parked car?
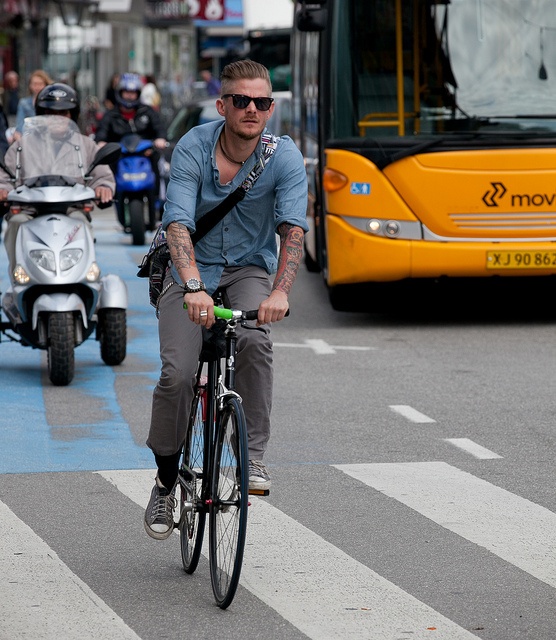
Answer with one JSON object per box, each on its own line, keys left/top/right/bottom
{"left": 266, "top": 91, "right": 292, "bottom": 137}
{"left": 166, "top": 98, "right": 223, "bottom": 146}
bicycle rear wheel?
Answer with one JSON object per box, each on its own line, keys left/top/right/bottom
{"left": 179, "top": 388, "right": 206, "bottom": 574}
{"left": 209, "top": 396, "right": 249, "bottom": 609}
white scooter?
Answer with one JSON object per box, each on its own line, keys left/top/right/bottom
{"left": 0, "top": 116, "right": 127, "bottom": 386}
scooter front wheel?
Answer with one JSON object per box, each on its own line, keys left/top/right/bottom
{"left": 129, "top": 198, "right": 146, "bottom": 246}
{"left": 98, "top": 308, "right": 126, "bottom": 366}
{"left": 47, "top": 312, "right": 75, "bottom": 386}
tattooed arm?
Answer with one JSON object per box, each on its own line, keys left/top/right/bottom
{"left": 258, "top": 223, "right": 305, "bottom": 325}
{"left": 274, "top": 223, "right": 305, "bottom": 295}
{"left": 166, "top": 221, "right": 197, "bottom": 278}
{"left": 166, "top": 221, "right": 214, "bottom": 326}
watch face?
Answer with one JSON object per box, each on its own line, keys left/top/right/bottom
{"left": 185, "top": 278, "right": 204, "bottom": 293}
{"left": 186, "top": 278, "right": 200, "bottom": 290}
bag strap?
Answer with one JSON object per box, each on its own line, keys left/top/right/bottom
{"left": 190, "top": 131, "right": 279, "bottom": 246}
{"left": 190, "top": 187, "right": 245, "bottom": 245}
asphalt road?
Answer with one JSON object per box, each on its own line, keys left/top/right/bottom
{"left": 2, "top": 208, "right": 556, "bottom": 639}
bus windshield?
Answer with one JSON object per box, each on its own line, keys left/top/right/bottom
{"left": 331, "top": 0, "right": 556, "bottom": 139}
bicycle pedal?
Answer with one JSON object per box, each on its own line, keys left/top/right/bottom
{"left": 248, "top": 488, "right": 270, "bottom": 497}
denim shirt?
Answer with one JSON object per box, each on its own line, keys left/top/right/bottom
{"left": 162, "top": 120, "right": 309, "bottom": 294}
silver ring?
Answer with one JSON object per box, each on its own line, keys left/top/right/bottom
{"left": 200, "top": 310, "right": 208, "bottom": 317}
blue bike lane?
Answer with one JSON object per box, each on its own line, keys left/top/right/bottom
{"left": 0, "top": 212, "right": 159, "bottom": 474}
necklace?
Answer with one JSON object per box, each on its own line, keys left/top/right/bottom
{"left": 219, "top": 133, "right": 245, "bottom": 166}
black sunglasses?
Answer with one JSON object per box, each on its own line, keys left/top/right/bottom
{"left": 221, "top": 94, "right": 274, "bottom": 111}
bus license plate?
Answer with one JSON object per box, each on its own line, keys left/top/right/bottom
{"left": 486, "top": 250, "right": 556, "bottom": 269}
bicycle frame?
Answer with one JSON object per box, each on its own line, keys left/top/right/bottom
{"left": 178, "top": 305, "right": 254, "bottom": 608}
{"left": 194, "top": 316, "right": 242, "bottom": 500}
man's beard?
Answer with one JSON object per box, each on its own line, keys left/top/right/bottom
{"left": 227, "top": 121, "right": 265, "bottom": 141}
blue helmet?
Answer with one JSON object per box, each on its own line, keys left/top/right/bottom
{"left": 116, "top": 73, "right": 143, "bottom": 108}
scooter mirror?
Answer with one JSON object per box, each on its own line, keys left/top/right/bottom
{"left": 86, "top": 143, "right": 121, "bottom": 175}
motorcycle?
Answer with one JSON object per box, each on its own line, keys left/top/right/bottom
{"left": 114, "top": 134, "right": 161, "bottom": 246}
{"left": 0, "top": 115, "right": 127, "bottom": 386}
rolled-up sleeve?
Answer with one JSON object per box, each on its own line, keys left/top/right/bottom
{"left": 162, "top": 140, "right": 203, "bottom": 232}
{"left": 272, "top": 137, "right": 309, "bottom": 232}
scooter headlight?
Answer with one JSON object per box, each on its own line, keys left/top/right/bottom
{"left": 60, "top": 248, "right": 83, "bottom": 271}
{"left": 13, "top": 265, "right": 30, "bottom": 285}
{"left": 86, "top": 261, "right": 101, "bottom": 282}
{"left": 29, "top": 249, "right": 56, "bottom": 272}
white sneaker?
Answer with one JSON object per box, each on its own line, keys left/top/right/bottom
{"left": 248, "top": 460, "right": 271, "bottom": 491}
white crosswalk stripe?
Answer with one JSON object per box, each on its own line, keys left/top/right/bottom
{"left": 335, "top": 461, "right": 556, "bottom": 589}
{"left": 3, "top": 462, "right": 556, "bottom": 639}
{"left": 98, "top": 468, "right": 479, "bottom": 640}
{"left": 0, "top": 500, "right": 141, "bottom": 640}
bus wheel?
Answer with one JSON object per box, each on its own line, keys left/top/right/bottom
{"left": 328, "top": 284, "right": 356, "bottom": 311}
{"left": 329, "top": 283, "right": 390, "bottom": 313}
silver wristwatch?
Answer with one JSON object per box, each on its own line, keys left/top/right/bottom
{"left": 182, "top": 278, "right": 206, "bottom": 294}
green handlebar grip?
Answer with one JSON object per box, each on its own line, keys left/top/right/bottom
{"left": 183, "top": 303, "right": 233, "bottom": 320}
{"left": 213, "top": 307, "right": 233, "bottom": 320}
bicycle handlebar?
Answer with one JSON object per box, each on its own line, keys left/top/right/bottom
{"left": 183, "top": 304, "right": 258, "bottom": 321}
{"left": 183, "top": 304, "right": 288, "bottom": 322}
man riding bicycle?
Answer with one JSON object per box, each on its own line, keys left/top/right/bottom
{"left": 144, "top": 60, "right": 308, "bottom": 540}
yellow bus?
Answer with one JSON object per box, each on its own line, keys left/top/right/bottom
{"left": 292, "top": 0, "right": 556, "bottom": 310}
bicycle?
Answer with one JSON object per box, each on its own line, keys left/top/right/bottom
{"left": 176, "top": 296, "right": 269, "bottom": 609}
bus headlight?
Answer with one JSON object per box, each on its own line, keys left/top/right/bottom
{"left": 384, "top": 221, "right": 400, "bottom": 237}
{"left": 368, "top": 219, "right": 381, "bottom": 233}
{"left": 367, "top": 219, "right": 401, "bottom": 237}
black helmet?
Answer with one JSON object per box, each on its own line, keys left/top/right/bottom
{"left": 36, "top": 83, "right": 80, "bottom": 122}
{"left": 115, "top": 73, "right": 143, "bottom": 109}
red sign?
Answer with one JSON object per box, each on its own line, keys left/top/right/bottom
{"left": 190, "top": 0, "right": 225, "bottom": 20}
{"left": 145, "top": 0, "right": 225, "bottom": 24}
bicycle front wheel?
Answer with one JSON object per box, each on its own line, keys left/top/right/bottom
{"left": 179, "top": 388, "right": 206, "bottom": 574}
{"left": 209, "top": 396, "right": 249, "bottom": 609}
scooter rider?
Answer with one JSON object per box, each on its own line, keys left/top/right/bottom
{"left": 95, "top": 72, "right": 167, "bottom": 150}
{"left": 0, "top": 83, "right": 116, "bottom": 280}
{"left": 94, "top": 72, "right": 167, "bottom": 182}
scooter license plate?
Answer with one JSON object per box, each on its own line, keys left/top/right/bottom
{"left": 122, "top": 172, "right": 147, "bottom": 181}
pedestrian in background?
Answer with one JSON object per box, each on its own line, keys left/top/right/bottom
{"left": 103, "top": 72, "right": 120, "bottom": 110}
{"left": 82, "top": 95, "right": 103, "bottom": 137}
{"left": 14, "top": 69, "right": 53, "bottom": 141}
{"left": 0, "top": 103, "right": 9, "bottom": 159}
{"left": 3, "top": 71, "right": 20, "bottom": 127}
{"left": 200, "top": 69, "right": 221, "bottom": 96}
{"left": 141, "top": 74, "right": 161, "bottom": 111}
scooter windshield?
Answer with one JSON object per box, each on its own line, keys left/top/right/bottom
{"left": 19, "top": 116, "right": 86, "bottom": 186}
